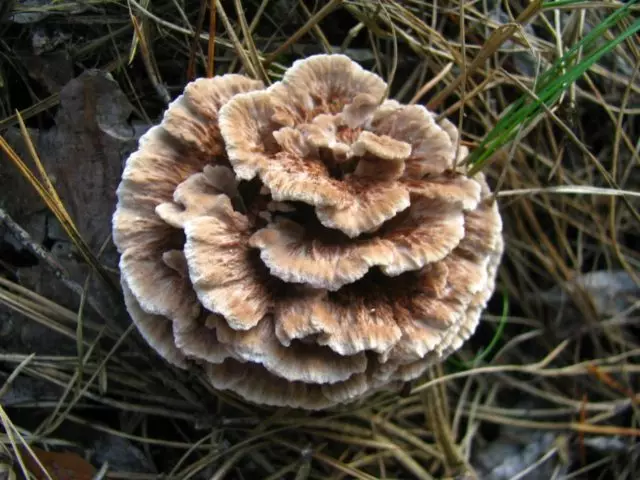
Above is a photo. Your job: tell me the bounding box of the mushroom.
[112,54,504,409]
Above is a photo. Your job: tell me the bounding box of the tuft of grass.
[466,0,640,174]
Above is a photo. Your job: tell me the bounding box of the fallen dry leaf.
[20,446,96,480]
[2,69,148,253]
[35,69,147,252]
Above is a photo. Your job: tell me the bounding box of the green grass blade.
[467,2,640,174]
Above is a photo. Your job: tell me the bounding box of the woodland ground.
[0,1,638,479]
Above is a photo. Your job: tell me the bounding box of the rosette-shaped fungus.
[112,55,503,409]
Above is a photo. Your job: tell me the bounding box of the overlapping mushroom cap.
[112,54,503,409]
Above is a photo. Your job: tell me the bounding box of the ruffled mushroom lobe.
[113,75,264,324]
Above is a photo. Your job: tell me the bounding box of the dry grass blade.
[207,0,217,77]
[422,367,470,477]
[127,1,170,103]
[497,185,640,198]
[264,0,344,65]
[215,0,259,79]
[232,0,269,83]
[186,0,208,81]
[0,405,53,480]
[0,355,36,399]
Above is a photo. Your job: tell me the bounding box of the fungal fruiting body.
[112,54,503,409]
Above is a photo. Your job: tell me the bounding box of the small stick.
[0,207,111,322]
[0,207,68,278]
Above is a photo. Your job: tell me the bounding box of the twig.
[0,207,114,325]
[0,207,68,279]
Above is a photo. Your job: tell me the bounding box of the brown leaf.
[2,70,149,253]
[20,446,96,480]
[36,70,147,252]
